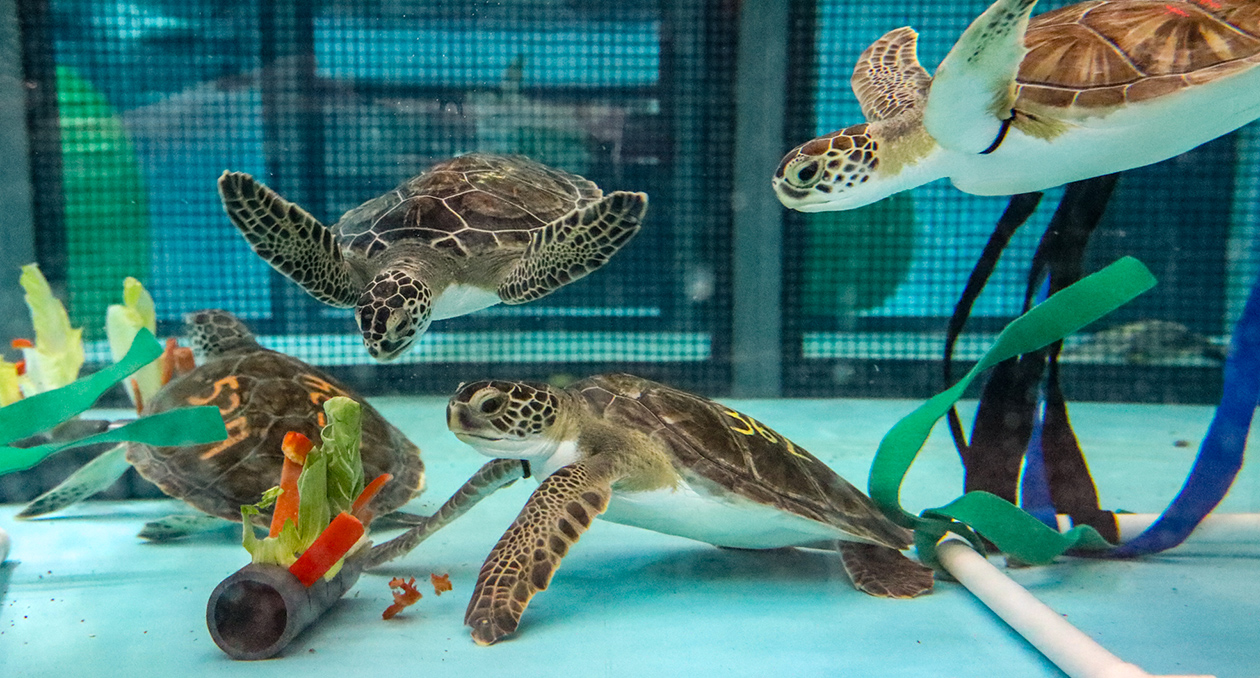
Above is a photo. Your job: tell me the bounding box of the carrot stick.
[14,360,25,376]
[270,432,314,538]
[10,338,32,349]
[351,473,394,522]
[130,378,144,415]
[161,338,178,385]
[289,512,364,586]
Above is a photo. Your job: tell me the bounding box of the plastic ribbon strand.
[1109,253,1260,557]
[0,329,228,475]
[868,257,1157,567]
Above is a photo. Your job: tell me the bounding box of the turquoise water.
[3,397,1257,677]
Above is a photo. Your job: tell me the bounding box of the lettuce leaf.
[105,277,161,407]
[18,264,84,394]
[320,396,365,516]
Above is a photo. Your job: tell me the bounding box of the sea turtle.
[446,373,934,645]
[773,0,1260,212]
[18,309,425,539]
[218,153,647,362]
[1061,319,1227,364]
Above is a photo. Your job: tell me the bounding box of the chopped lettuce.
[241,397,369,571]
[17,264,84,394]
[105,277,161,407]
[321,396,365,515]
[0,359,21,407]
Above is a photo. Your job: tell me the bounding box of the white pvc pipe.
[936,538,1216,678]
[0,525,8,562]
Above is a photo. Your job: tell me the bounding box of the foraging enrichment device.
[207,398,390,660]
[219,153,648,361]
[19,309,424,539]
[447,373,934,645]
[773,0,1260,212]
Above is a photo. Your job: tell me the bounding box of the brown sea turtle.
[446,373,934,645]
[19,309,425,539]
[773,0,1260,211]
[219,153,647,362]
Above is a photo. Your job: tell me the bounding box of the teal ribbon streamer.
[0,329,227,475]
[868,257,1157,567]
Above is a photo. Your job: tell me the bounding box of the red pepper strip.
[351,472,394,522]
[289,512,364,587]
[11,338,32,349]
[14,359,26,376]
[282,431,314,463]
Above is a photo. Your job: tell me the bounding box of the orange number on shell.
[187,376,242,415]
[199,416,251,460]
[298,373,344,407]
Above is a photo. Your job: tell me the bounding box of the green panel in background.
[57,66,149,339]
[799,192,916,316]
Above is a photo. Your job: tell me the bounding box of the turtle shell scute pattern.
[334,154,604,261]
[1015,0,1260,110]
[571,373,911,548]
[126,350,423,522]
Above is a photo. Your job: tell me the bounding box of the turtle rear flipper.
[497,191,647,304]
[923,0,1038,154]
[465,459,618,645]
[16,445,130,518]
[139,513,230,541]
[838,542,935,599]
[218,171,360,308]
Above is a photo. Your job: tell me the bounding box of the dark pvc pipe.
[206,555,364,660]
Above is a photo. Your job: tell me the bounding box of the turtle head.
[183,309,258,358]
[446,380,568,460]
[356,264,433,362]
[773,122,937,212]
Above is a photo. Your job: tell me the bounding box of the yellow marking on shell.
[299,373,344,406]
[724,409,755,435]
[724,409,810,459]
[199,416,251,460]
[187,376,241,415]
[317,411,327,428]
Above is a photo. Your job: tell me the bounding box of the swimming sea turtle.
[219,153,647,361]
[1061,319,1227,364]
[19,309,425,539]
[446,373,934,645]
[773,0,1260,212]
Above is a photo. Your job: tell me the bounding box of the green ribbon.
[0,329,227,475]
[868,256,1157,567]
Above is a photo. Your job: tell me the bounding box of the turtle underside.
[127,349,423,522]
[333,153,604,261]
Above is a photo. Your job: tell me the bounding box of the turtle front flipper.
[851,26,932,123]
[465,459,619,645]
[16,444,130,518]
[923,0,1038,154]
[218,171,360,308]
[838,542,934,599]
[365,458,528,568]
[497,191,647,304]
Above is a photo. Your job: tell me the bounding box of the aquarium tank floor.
[2,396,1258,677]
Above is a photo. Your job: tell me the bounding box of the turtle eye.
[478,394,507,415]
[796,162,819,184]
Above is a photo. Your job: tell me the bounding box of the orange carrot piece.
[289,512,364,587]
[160,338,178,385]
[430,573,452,595]
[351,473,394,522]
[14,359,25,376]
[383,577,422,619]
[269,455,304,538]
[10,338,32,349]
[172,346,195,376]
[130,378,144,415]
[282,431,314,464]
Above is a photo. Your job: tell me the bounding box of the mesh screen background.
[783,0,1260,402]
[19,0,734,399]
[13,0,1260,409]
